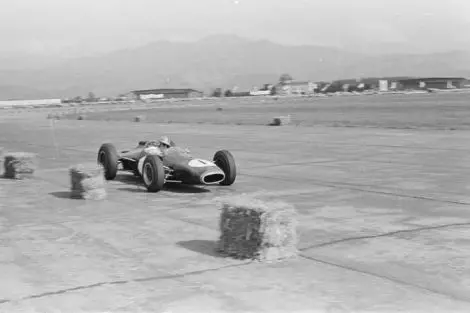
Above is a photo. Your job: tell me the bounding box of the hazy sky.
[1,0,469,57]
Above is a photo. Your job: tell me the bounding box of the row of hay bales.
[45,102,295,127]
[50,113,145,122]
[47,113,87,120]
[1,147,106,200]
[1,145,299,262]
[47,109,90,120]
[132,111,294,126]
[47,105,144,121]
[46,104,295,127]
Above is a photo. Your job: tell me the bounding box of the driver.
[152,135,174,157]
[158,136,172,151]
[142,136,173,157]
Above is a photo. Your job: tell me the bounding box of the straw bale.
[217,195,298,262]
[271,117,282,126]
[69,164,107,200]
[270,114,291,126]
[134,115,146,122]
[77,114,86,120]
[3,152,38,179]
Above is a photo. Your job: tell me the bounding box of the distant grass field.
[62,93,470,130]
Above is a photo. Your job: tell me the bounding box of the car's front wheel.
[142,155,165,192]
[213,150,237,186]
[97,143,119,180]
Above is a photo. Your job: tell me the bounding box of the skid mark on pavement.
[0,262,253,305]
[212,187,327,200]
[300,222,470,251]
[242,173,470,206]
[299,254,470,304]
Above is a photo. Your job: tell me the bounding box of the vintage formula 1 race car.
[97,140,237,192]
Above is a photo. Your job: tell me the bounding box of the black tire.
[97,143,119,180]
[213,150,237,186]
[142,155,165,192]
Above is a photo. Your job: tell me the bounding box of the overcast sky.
[1,0,469,57]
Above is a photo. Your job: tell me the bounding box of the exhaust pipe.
[200,171,225,184]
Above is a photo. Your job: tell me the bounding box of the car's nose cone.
[200,170,225,184]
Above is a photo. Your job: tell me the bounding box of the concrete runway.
[1,111,470,312]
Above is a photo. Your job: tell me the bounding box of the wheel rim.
[143,163,153,186]
[99,151,107,167]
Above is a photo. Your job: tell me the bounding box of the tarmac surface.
[1,110,470,312]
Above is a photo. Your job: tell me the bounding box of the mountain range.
[0,34,469,100]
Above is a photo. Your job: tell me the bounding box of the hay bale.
[69,164,107,200]
[134,115,146,122]
[3,152,38,179]
[269,114,291,126]
[217,195,298,262]
[271,117,282,126]
[77,114,86,120]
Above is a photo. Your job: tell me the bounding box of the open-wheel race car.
[97,139,237,192]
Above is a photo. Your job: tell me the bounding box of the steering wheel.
[145,141,159,148]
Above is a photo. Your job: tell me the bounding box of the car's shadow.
[115,173,211,194]
[49,173,211,199]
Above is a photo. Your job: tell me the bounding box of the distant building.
[326,79,361,93]
[325,77,469,92]
[358,77,416,90]
[379,80,389,92]
[273,80,316,96]
[249,90,271,96]
[129,88,204,100]
[230,91,251,97]
[395,77,468,90]
[0,98,62,108]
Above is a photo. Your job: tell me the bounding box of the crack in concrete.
[300,222,470,251]
[0,261,252,305]
[325,142,470,153]
[241,173,470,206]
[242,159,349,170]
[4,220,466,307]
[299,254,470,304]
[241,151,392,171]
[243,155,470,175]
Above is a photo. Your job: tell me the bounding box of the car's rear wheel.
[97,143,119,180]
[213,150,236,186]
[142,155,165,192]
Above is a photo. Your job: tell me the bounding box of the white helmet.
[159,136,171,147]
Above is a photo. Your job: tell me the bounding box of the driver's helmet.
[159,136,171,148]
